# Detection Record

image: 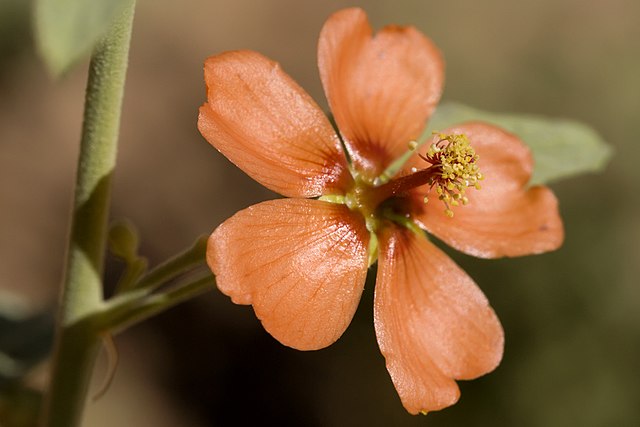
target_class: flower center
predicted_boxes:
[323,132,483,229]
[319,132,482,265]
[355,132,482,217]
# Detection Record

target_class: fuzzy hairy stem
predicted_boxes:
[41,2,136,426]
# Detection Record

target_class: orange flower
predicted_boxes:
[198,8,563,414]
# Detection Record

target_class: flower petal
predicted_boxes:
[208,198,369,350]
[318,8,444,178]
[198,50,351,198]
[374,226,504,414]
[412,122,564,258]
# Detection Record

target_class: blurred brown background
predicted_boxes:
[1,0,639,426]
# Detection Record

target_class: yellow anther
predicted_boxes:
[420,132,483,218]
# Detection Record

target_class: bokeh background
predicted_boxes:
[1,0,639,426]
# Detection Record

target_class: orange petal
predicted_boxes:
[207,198,369,350]
[412,122,564,258]
[374,226,504,414]
[318,8,444,178]
[198,50,351,198]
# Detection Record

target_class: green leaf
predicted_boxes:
[428,102,613,185]
[0,292,54,388]
[34,0,133,77]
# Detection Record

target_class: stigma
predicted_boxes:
[420,132,483,217]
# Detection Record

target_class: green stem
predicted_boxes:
[102,274,215,334]
[41,3,136,427]
[132,235,208,292]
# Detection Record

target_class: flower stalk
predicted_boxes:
[131,236,208,293]
[100,273,214,335]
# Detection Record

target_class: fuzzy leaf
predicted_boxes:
[428,102,613,185]
[0,293,54,387]
[34,0,132,76]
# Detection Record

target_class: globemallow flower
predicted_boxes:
[198,7,563,414]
